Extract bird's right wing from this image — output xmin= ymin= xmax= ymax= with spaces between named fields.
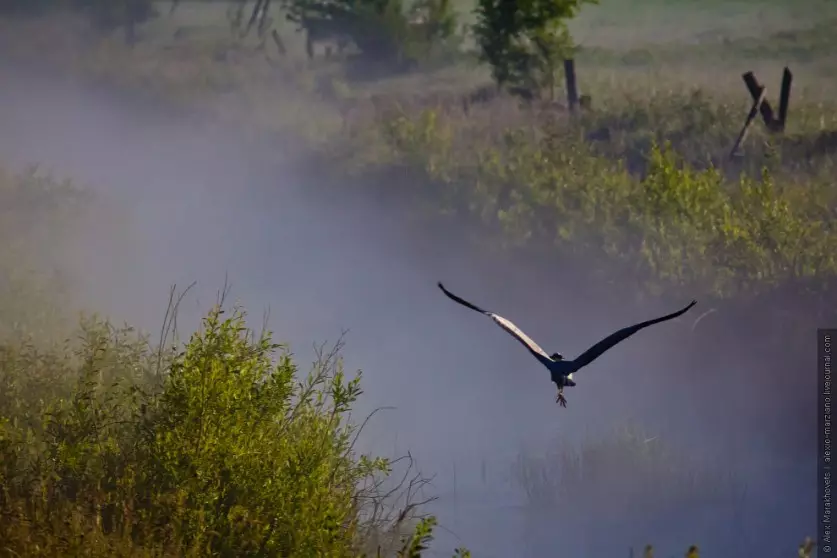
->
xmin=438 ymin=282 xmax=552 ymax=365
xmin=572 ymin=300 xmax=697 ymax=370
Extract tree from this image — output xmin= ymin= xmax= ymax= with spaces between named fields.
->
xmin=0 ymin=303 xmax=439 ymax=556
xmin=473 ymin=0 xmax=596 ymax=99
xmin=280 ymin=0 xmax=458 ymax=69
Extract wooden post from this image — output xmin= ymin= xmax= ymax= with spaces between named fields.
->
xmin=730 ymin=85 xmax=766 ymax=159
xmin=741 ymin=71 xmax=775 ymax=128
xmin=564 ymin=58 xmax=579 ymax=113
xmin=244 ymin=0 xmax=268 ymax=38
xmin=257 ymin=0 xmax=273 ymax=39
xmin=776 ymin=66 xmax=793 ymax=132
xmin=271 ymin=29 xmax=286 ymax=56
xmin=306 ymin=32 xmax=314 ymax=59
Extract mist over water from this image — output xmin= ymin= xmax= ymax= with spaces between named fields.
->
xmin=0 ymin=61 xmax=813 ymax=557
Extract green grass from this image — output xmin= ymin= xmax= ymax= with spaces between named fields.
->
xmin=568 ymin=0 xmax=836 ymax=48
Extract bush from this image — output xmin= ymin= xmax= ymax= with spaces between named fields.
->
xmin=0 ymin=302 xmax=439 ymax=556
xmin=381 ymin=105 xmax=837 ymax=299
xmin=0 ymin=159 xmax=464 ymax=556
xmin=473 ymin=0 xmax=596 ymax=97
xmin=283 ymin=0 xmax=460 ymax=70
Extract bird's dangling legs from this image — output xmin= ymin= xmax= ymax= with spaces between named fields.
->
xmin=556 ymin=386 xmax=568 ymax=408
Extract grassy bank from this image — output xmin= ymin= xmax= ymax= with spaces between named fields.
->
xmin=2 ymin=0 xmax=835 ymax=311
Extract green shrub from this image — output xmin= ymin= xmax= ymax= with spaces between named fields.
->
xmin=0 ymin=159 xmax=463 ymax=557
xmin=0 ymin=303 xmax=435 ymax=556
xmin=473 ymin=0 xmax=596 ymax=97
xmin=283 ymin=0 xmax=460 ymax=70
xmin=381 ymin=104 xmax=837 ymax=298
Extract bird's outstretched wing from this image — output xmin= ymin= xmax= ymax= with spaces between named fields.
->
xmin=438 ymin=282 xmax=552 ymax=365
xmin=571 ymin=300 xmax=697 ymax=370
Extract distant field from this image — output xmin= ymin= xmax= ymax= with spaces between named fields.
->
xmin=568 ymin=0 xmax=835 ymax=48
xmin=154 ymin=0 xmax=837 ymax=51
xmin=140 ymin=0 xmax=837 ymax=105
xmin=2 ymin=0 xmax=836 ymax=296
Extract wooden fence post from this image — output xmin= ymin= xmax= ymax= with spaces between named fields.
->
xmin=741 ymin=71 xmax=776 ymax=128
xmin=564 ymin=58 xmax=579 ymax=113
xmin=776 ymin=66 xmax=793 ymax=132
xmin=730 ymin=85 xmax=766 ymax=159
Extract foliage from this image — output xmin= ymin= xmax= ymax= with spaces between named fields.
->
xmin=473 ymin=0 xmax=597 ymax=97
xmin=0 ymin=301 xmax=453 ymax=556
xmin=282 ymin=0 xmax=459 ymax=68
xmin=389 ymin=516 xmax=471 ymax=558
xmin=0 ymin=160 xmax=463 ymax=556
xmin=378 ymin=99 xmax=837 ymax=300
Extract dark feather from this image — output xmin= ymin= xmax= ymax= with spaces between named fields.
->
xmin=438 ymin=282 xmax=490 ymax=315
xmin=572 ymin=300 xmax=697 ymax=369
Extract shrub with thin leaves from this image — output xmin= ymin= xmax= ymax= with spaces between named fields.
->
xmin=0 ymin=161 xmax=463 ymax=556
xmin=473 ymin=0 xmax=597 ymax=96
xmin=382 ymin=106 xmax=837 ymax=300
xmin=0 ymin=304 xmax=439 ymax=556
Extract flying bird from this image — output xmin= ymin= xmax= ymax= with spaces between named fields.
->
xmin=437 ymin=282 xmax=697 ymax=408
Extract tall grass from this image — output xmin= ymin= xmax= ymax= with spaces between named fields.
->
xmin=0 ymin=296 xmax=460 ymax=556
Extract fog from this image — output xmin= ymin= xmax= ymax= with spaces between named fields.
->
xmin=1 ymin=60 xmax=814 ymax=557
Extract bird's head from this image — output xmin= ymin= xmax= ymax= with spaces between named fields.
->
xmin=550 ymin=352 xmax=564 ymax=361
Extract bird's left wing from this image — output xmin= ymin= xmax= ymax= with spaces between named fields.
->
xmin=488 ymin=312 xmax=553 ymax=365
xmin=572 ymin=300 xmax=697 ymax=371
xmin=438 ymin=282 xmax=491 ymax=314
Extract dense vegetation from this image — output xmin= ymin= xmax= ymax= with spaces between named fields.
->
xmin=3 ymin=0 xmax=834 ymax=308
xmin=0 ymin=0 xmax=830 ymax=553
xmin=0 ymin=171 xmax=458 ymax=555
